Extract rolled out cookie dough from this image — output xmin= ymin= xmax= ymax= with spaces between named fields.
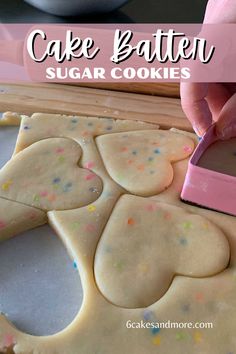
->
xmin=14 ymin=113 xmax=159 ymax=155
xmin=0 ymin=113 xmax=233 ymax=354
xmin=198 ymin=137 xmax=236 ymax=176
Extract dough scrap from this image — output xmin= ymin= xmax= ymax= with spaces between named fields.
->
xmin=0 ymin=137 xmax=103 ymax=211
xmin=94 ymin=194 xmax=229 ymax=308
xmin=0 ymin=112 xmax=25 ymax=126
xmin=96 ymin=130 xmax=194 ymax=196
xmin=0 ymin=197 xmax=46 ymax=242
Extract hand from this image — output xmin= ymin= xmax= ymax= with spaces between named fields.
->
xmin=181 ymin=0 xmax=236 ymax=139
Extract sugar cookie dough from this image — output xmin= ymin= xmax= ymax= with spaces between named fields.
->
xmin=96 ymin=130 xmax=194 ymax=196
xmin=0 ymin=198 xmax=46 ymax=241
xmin=0 ymin=113 xmax=234 ymax=354
xmin=0 ymin=138 xmax=102 ymax=211
xmin=0 ymin=112 xmax=24 ymax=126
xmin=198 ymin=137 xmax=236 ymax=176
xmin=95 ymin=195 xmax=229 ymax=308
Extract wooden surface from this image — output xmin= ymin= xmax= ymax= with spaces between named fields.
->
xmin=74 ymin=83 xmax=180 ymax=98
xmin=0 ymin=83 xmax=191 ymax=131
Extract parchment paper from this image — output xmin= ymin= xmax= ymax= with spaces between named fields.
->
xmin=0 ymin=125 xmax=83 ymax=336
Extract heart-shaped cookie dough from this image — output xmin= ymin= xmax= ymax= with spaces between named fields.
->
xmin=94 ymin=195 xmax=230 ymax=308
xmin=0 ymin=138 xmax=102 ymax=211
xmin=96 ymin=130 xmax=194 ymax=196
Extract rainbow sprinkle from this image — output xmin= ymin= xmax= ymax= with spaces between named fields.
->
xmin=87 ymin=205 xmax=96 ymax=212
xmin=1 ymin=180 xmax=13 ymax=191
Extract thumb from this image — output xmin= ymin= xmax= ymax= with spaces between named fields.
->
xmin=180 ymin=82 xmax=212 ymax=136
xmin=216 ymin=93 xmax=236 ymax=139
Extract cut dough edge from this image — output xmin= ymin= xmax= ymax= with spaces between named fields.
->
xmin=0 ymin=196 xmax=47 ymax=242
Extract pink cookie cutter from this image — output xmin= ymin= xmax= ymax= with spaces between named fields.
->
xmin=181 ymin=124 xmax=236 ymax=216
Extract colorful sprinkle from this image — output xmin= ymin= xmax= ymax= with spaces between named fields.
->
xmin=183 ymin=145 xmax=192 ymax=153
xmin=127 ymin=217 xmax=135 ymax=226
xmin=181 ymin=303 xmax=190 ymax=312
xmin=106 ymin=126 xmax=113 ymax=131
xmin=58 ymin=156 xmax=65 ymax=163
xmin=152 ymin=327 xmax=161 ymax=335
xmin=183 ymin=221 xmax=193 ymax=230
xmin=85 ymin=223 xmax=96 ymax=233
xmin=195 ymin=292 xmax=204 ymax=302
xmin=179 ymin=237 xmax=188 ymax=245
xmin=193 ymin=331 xmax=202 ymax=343
xmin=85 ymin=161 xmax=95 ymax=169
xmin=23 ymin=125 xmax=30 ymax=130
xmin=152 ymin=335 xmax=161 ymax=346
xmin=145 ymin=203 xmax=158 ymax=212
xmin=1 ymin=180 xmax=13 ymax=191
xmin=40 ymin=191 xmax=48 ymax=197
xmin=33 ymin=194 xmax=40 ymax=202
xmin=176 ymin=332 xmax=185 ymax=340
xmin=56 ymin=147 xmax=65 ymax=154
xmin=73 ymin=260 xmax=77 ymax=269
xmin=148 ymin=157 xmax=154 ymax=162
xmin=143 ymin=310 xmax=154 ymax=321
xmin=87 ymin=205 xmax=96 ymax=212
xmin=0 ymin=220 xmax=6 ymax=229
xmin=121 ymin=147 xmax=128 ymax=152
xmin=149 ymin=170 xmax=155 ymax=174
xmin=132 ymin=150 xmax=138 ymax=155
xmin=53 ymin=177 xmax=61 ymax=184
xmin=154 ymin=148 xmax=160 ymax=154
xmin=137 ymin=164 xmax=145 ymax=171
xmin=63 ymin=182 xmax=73 ymax=192
xmin=87 ymin=122 xmax=93 ymax=126
xmin=71 ymin=118 xmax=78 ymax=124
xmin=85 ymin=173 xmax=96 ymax=181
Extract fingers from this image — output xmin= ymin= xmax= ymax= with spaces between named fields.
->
xmin=206 ymin=83 xmax=231 ymax=119
xmin=180 ymin=82 xmax=212 ymax=136
xmin=216 ymin=93 xmax=236 ymax=139
xmin=204 ymin=0 xmax=236 ymax=23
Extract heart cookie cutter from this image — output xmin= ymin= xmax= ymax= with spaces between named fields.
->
xmin=181 ymin=124 xmax=236 ymax=216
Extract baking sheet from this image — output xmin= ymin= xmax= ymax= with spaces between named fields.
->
xmin=0 ymin=125 xmax=83 ymax=336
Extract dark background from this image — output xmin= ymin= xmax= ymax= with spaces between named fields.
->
xmin=0 ymin=0 xmax=209 ymax=23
